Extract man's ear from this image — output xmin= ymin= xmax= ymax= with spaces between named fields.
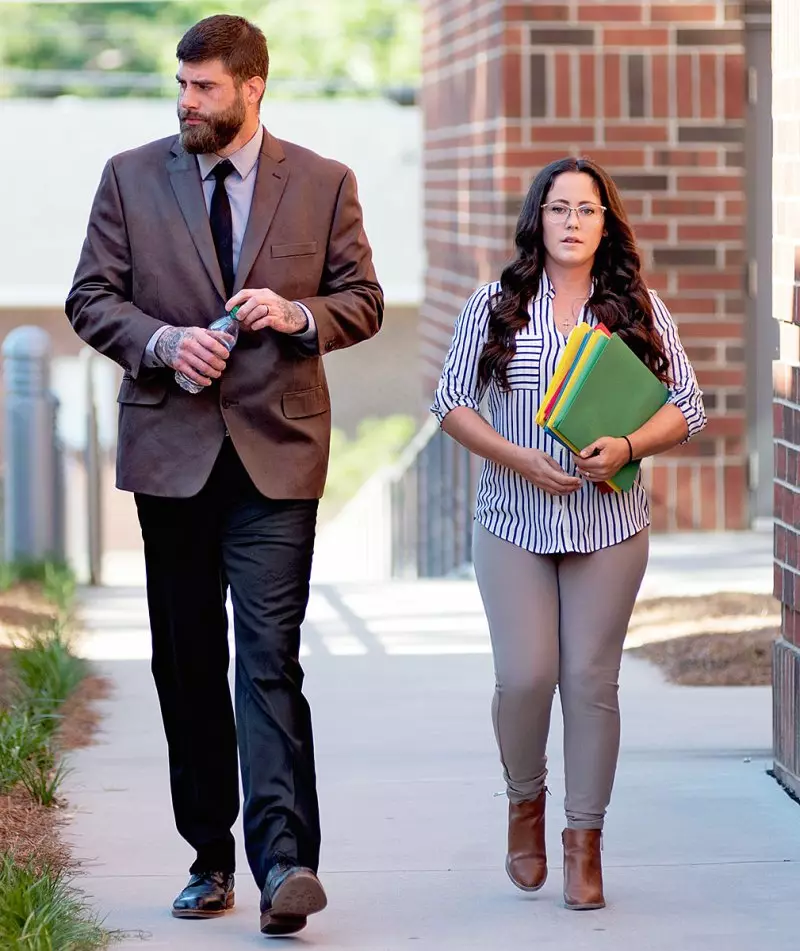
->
xmin=245 ymin=75 xmax=266 ymax=106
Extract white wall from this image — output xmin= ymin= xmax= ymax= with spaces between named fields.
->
xmin=0 ymin=97 xmax=423 ymax=309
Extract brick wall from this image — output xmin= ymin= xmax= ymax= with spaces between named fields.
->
xmin=772 ymin=0 xmax=800 ymax=799
xmin=421 ymin=0 xmax=748 ymax=530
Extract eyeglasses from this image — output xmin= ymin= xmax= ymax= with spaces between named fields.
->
xmin=542 ymin=202 xmax=606 ymax=223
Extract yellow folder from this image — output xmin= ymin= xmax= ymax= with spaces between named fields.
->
xmin=535 ymin=323 xmax=593 ymax=427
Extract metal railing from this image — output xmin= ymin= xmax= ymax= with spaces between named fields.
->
xmin=388 ymin=417 xmax=480 ymax=579
xmin=81 ymin=348 xmax=103 ymax=586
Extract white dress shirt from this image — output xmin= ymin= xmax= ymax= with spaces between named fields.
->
xmin=431 ymin=271 xmax=707 ymax=554
xmin=144 ymin=125 xmax=315 ymax=367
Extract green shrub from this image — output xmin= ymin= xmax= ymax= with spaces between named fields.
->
xmin=322 ymin=415 xmax=417 ymax=520
xmin=40 ymin=564 xmax=76 ymax=618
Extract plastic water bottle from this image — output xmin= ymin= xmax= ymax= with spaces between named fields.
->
xmin=175 ymin=306 xmax=241 ymax=394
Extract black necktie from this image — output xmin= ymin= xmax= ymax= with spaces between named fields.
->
xmin=209 ymin=159 xmax=235 ymax=297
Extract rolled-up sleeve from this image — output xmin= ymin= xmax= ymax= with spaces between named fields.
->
xmin=430 ymin=284 xmax=493 ymax=424
xmin=650 ymin=291 xmax=707 ymax=439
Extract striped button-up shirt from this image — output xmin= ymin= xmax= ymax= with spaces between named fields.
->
xmin=431 ymin=272 xmax=707 ymax=554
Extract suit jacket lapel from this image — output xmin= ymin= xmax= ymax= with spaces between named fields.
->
xmin=167 ymin=139 xmax=227 ymax=300
xmin=233 ymin=130 xmax=289 ymax=294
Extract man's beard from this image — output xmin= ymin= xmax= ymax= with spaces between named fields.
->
xmin=178 ymin=92 xmax=247 ymax=154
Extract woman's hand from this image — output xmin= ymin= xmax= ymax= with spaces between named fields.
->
xmin=573 ymin=436 xmax=631 ymax=482
xmin=515 ymin=448 xmax=583 ymax=496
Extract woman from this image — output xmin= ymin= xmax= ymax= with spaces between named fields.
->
xmin=431 ymin=157 xmax=705 ymax=910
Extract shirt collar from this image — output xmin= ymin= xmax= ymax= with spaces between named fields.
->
xmin=534 ymin=269 xmax=555 ymax=302
xmin=196 ymin=125 xmax=263 ymax=182
xmin=534 ymin=270 xmax=596 ymax=302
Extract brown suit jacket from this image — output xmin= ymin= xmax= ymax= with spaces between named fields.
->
xmin=66 ymin=129 xmax=383 ymax=499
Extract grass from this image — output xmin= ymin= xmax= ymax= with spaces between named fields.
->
xmin=0 ymin=854 xmax=109 ymax=951
xmin=18 ymin=752 xmax=72 ymax=809
xmin=13 ymin=622 xmax=87 ymax=719
xmin=0 ymin=620 xmax=87 ymax=803
xmin=0 ymin=709 xmax=55 ymax=797
xmin=0 ymin=560 xmax=113 ymax=949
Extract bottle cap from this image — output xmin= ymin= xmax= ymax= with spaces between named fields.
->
xmin=230 ymin=305 xmax=241 ymax=319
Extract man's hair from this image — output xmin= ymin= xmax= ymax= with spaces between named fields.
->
xmin=177 ymin=15 xmax=269 ymax=90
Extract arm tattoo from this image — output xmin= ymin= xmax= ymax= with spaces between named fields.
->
xmin=290 ymin=303 xmax=309 ymax=333
xmin=155 ymin=327 xmax=186 ymax=368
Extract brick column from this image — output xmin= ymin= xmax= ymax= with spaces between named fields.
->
xmin=421 ymin=0 xmax=748 ymax=530
xmin=772 ymin=0 xmax=800 ymax=800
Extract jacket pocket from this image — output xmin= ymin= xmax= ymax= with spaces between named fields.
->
xmin=282 ymin=385 xmax=328 ymax=419
xmin=117 ymin=374 xmax=168 ymax=406
xmin=271 ymin=241 xmax=319 ymax=258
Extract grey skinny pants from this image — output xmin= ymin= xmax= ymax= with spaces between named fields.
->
xmin=472 ymin=522 xmax=649 ymax=830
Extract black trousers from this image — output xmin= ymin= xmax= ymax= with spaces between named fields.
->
xmin=135 ymin=438 xmax=320 ymax=889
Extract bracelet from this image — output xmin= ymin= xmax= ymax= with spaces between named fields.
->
xmin=622 ymin=435 xmax=634 ymax=464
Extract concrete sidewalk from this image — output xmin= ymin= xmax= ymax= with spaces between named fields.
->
xmin=64 ymin=531 xmax=800 ymax=950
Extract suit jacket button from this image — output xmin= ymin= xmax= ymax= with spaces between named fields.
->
xmin=221 ymin=398 xmax=230 ymax=408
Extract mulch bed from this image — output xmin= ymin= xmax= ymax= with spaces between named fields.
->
xmin=0 ymin=786 xmax=72 ymax=876
xmin=58 ymin=675 xmax=111 ymax=752
xmin=0 ymin=582 xmax=58 ymax=640
xmin=631 ymin=628 xmax=775 ymax=686
xmin=629 ymin=592 xmax=778 ymax=687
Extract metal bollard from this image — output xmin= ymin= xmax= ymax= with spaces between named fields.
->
xmin=2 ymin=326 xmax=62 ymax=563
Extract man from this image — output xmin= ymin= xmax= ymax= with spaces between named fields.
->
xmin=66 ymin=14 xmax=383 ymax=938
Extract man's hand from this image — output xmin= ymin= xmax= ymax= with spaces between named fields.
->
xmin=225 ymin=288 xmax=309 ymax=335
xmin=155 ymin=327 xmax=233 ymax=388
xmin=514 ymin=448 xmax=583 ymax=496
xmin=573 ymin=436 xmax=631 ymax=482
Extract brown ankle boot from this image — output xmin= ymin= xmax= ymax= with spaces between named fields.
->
xmin=562 ymin=828 xmax=605 ymax=910
xmin=505 ymin=790 xmax=547 ymax=891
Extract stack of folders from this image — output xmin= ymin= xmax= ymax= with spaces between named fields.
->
xmin=535 ymin=323 xmax=669 ymax=493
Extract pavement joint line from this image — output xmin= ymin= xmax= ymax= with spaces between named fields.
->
xmin=75 ymin=858 xmax=800 ymax=881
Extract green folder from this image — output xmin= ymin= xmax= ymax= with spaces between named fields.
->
xmin=554 ymin=334 xmax=669 ymax=492
xmin=549 ymin=333 xmax=610 ymax=433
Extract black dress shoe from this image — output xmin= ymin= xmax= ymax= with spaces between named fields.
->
xmin=260 ymin=859 xmax=327 ymax=936
xmin=172 ymin=871 xmax=235 ymax=919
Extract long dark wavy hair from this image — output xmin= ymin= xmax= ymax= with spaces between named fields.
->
xmin=479 ymin=157 xmax=670 ymax=389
